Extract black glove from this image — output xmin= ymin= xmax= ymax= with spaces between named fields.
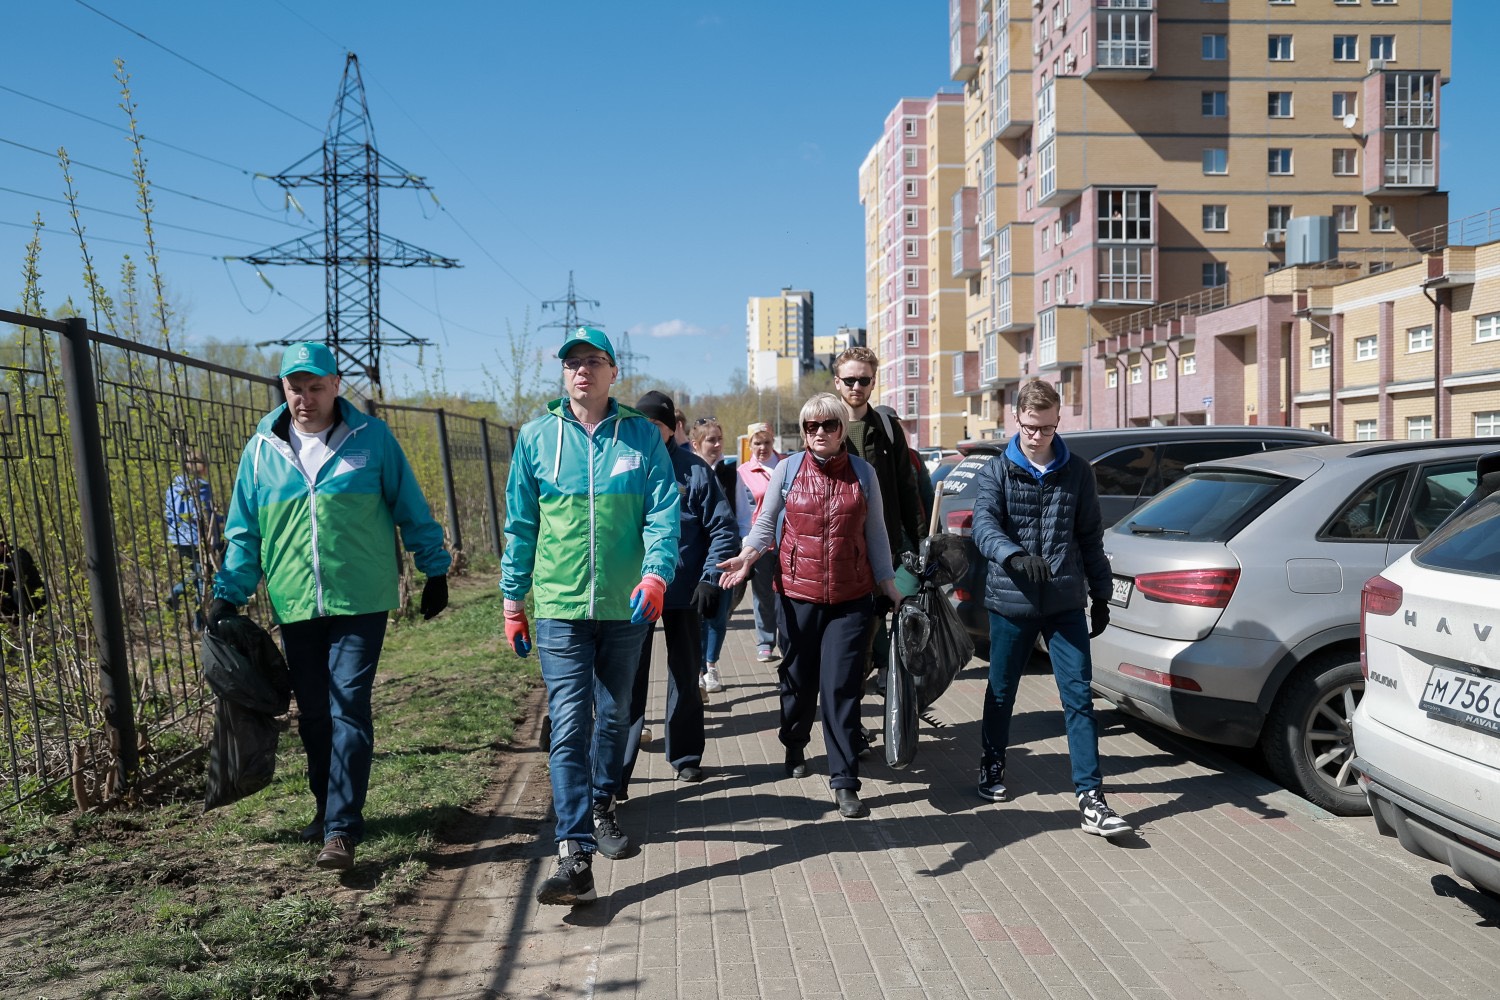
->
xmin=691 ymin=580 xmax=720 ymax=619
xmin=205 ymin=598 xmax=238 ymax=630
xmin=1007 ymin=553 xmax=1053 ymax=584
xmin=1089 ymin=601 xmax=1110 ymax=638
xmin=420 ymin=575 xmax=448 ymax=620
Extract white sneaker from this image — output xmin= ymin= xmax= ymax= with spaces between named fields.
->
xmin=702 ymin=666 xmax=724 ymax=693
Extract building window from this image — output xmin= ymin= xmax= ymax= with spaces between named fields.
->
xmin=1311 ymin=344 xmax=1331 ymax=368
xmin=1106 ymin=369 xmax=1118 ymax=389
xmin=904 ymin=180 xmax=917 ymax=197
xmin=1098 ymin=11 xmax=1153 ymax=69
xmin=1477 ymin=411 xmax=1500 ymax=437
xmin=1407 ymin=325 xmax=1433 ymax=352
xmin=1039 ymin=310 xmax=1057 ymax=367
xmin=1354 ymin=419 xmax=1379 ymax=442
xmin=1153 ymin=359 xmax=1168 ymax=380
xmin=1202 ymin=91 xmax=1227 ymax=117
xmin=1268 ymin=35 xmax=1293 ymax=61
xmin=1388 ymin=130 xmax=1436 ymax=186
xmin=904 ymin=120 xmax=917 ymax=136
xmin=1406 ymin=416 xmax=1433 ymax=440
xmin=905 ymin=240 xmax=918 ymax=257
xmin=1371 ymin=205 xmax=1394 ymax=231
xmin=1334 ymin=35 xmax=1359 ymax=61
xmin=1181 ymin=353 xmax=1197 ymax=375
xmin=904 ymin=209 xmax=917 ymax=229
xmin=906 ymin=268 xmax=919 ymax=287
xmin=1371 ymin=35 xmax=1395 ymax=61
xmin=1202 ymin=205 xmax=1227 ymax=232
xmin=906 ymin=329 xmax=919 ymax=347
xmin=1369 ymin=261 xmax=1394 ymax=275
xmin=904 ymin=148 xmax=918 ymax=167
xmin=906 ymin=359 xmax=920 ymax=380
xmin=1268 ymin=92 xmax=1293 ymax=118
xmin=905 ymin=390 xmax=918 ymax=418
xmin=1268 ymin=149 xmax=1293 ymax=175
xmin=1202 ymin=148 xmax=1228 ymax=175
xmin=1333 ymin=149 xmax=1358 ymax=175
xmin=1098 ymin=246 xmax=1153 ymax=301
xmin=1202 ymin=34 xmax=1227 ymax=61
xmin=1333 ymin=205 xmax=1358 ymax=232
xmin=1097 ymin=189 xmax=1153 ymax=241
xmin=1268 ymin=205 xmax=1293 ymax=231
xmin=1038 ymin=141 xmax=1057 ymax=201
xmin=905 ymin=301 xmax=920 ymax=318
xmin=1129 ymin=365 xmax=1142 ymax=384
xmin=1333 ymin=92 xmax=1358 ymax=119
xmin=1042 ymin=226 xmax=1051 ymax=251
xmin=1202 ymin=262 xmax=1227 ymax=287
xmin=1476 ymin=313 xmax=1500 ymax=342
xmin=1355 ymin=335 xmax=1378 ymax=361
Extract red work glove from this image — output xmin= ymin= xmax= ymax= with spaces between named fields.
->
xmin=503 ymin=600 xmax=532 ymax=657
xmin=629 ymin=574 xmax=667 ymax=624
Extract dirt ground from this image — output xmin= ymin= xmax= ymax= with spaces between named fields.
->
xmin=336 ymin=682 xmax=559 ymax=1000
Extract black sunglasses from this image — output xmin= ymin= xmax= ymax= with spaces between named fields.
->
xmin=693 ymin=416 xmax=718 ymax=426
xmin=802 ymin=418 xmax=842 ymax=435
xmin=837 ymin=376 xmax=873 ymax=388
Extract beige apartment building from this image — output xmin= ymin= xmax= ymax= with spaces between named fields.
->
xmin=859 ymin=93 xmax=967 ymax=450
xmin=746 ymin=288 xmax=814 ymax=392
xmin=945 ymin=0 xmax=1451 ymax=441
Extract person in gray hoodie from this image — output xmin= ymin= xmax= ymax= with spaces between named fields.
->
xmin=969 ymin=378 xmax=1131 ymax=838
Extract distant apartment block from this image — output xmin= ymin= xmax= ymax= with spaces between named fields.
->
xmin=747 ymin=288 xmax=814 ymax=391
xmin=943 ymin=0 xmax=1451 ymax=440
xmin=860 ymin=93 xmax=967 ymax=450
xmin=813 ymin=326 xmax=867 ymax=374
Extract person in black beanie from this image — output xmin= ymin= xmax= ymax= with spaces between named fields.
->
xmin=605 ymin=391 xmax=740 ymax=793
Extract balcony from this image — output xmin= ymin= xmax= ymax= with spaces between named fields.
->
xmin=1034 ymin=307 xmax=1088 ymax=373
xmin=950 ymin=0 xmax=978 ymax=82
xmin=951 ymin=187 xmax=980 ymax=279
xmin=1363 ymin=69 xmax=1439 ymax=196
xmin=952 ymin=350 xmax=981 ymax=396
xmin=1088 ymin=5 xmax=1154 ymax=80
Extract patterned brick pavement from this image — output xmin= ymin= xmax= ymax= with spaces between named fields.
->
xmin=493 ymin=608 xmax=1500 ymax=1000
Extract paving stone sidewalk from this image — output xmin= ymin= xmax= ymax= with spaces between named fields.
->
xmin=488 ymin=608 xmax=1500 ymax=1000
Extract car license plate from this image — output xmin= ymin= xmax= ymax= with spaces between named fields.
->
xmin=1419 ymin=664 xmax=1500 ymax=736
xmin=1110 ymin=576 xmax=1133 ymax=607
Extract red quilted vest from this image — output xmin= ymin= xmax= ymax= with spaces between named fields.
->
xmin=776 ymin=450 xmax=874 ymax=604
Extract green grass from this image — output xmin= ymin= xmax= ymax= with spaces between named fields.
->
xmin=0 ymin=572 xmax=539 ymax=999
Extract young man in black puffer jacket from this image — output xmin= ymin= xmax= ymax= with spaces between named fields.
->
xmin=969 ymin=378 xmax=1132 ymax=838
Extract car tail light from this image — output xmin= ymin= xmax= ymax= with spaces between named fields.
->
xmin=1360 ymin=574 xmax=1403 ymax=678
xmin=946 ymin=510 xmax=973 ymax=537
xmin=1134 ymin=568 xmax=1240 ymax=608
xmin=1118 ymin=663 xmax=1203 ymax=691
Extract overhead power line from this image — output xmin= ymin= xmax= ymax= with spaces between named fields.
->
xmin=0 ymin=184 xmax=265 ymax=243
xmin=0 ymin=217 xmax=219 ymax=259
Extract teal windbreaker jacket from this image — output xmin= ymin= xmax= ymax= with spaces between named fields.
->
xmin=214 ymin=398 xmax=451 ymax=623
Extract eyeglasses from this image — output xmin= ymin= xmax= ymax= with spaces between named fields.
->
xmin=837 ymin=376 xmax=873 ymax=388
xmin=562 ymin=356 xmax=612 ymax=372
xmin=1018 ymin=422 xmax=1058 ymax=437
xmin=693 ymin=416 xmax=718 ymax=426
xmin=802 ymin=418 xmax=843 ymax=435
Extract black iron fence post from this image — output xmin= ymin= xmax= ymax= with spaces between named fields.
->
xmin=434 ymin=409 xmax=463 ymax=554
xmin=59 ymin=316 xmax=139 ymax=791
xmin=479 ymin=418 xmax=503 ymax=559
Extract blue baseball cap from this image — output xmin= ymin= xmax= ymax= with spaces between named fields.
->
xmin=557 ymin=327 xmax=616 ymax=365
xmin=278 ymin=342 xmax=338 ymax=379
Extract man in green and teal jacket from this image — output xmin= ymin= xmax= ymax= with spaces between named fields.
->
xmin=501 ymin=327 xmax=680 ymax=907
xmin=210 ymin=342 xmax=451 ymax=872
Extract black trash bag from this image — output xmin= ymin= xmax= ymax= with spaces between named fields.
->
xmin=883 ymin=603 xmax=919 ymax=769
xmin=911 ymin=581 xmax=972 ymax=713
xmin=203 ymin=616 xmax=291 ymax=811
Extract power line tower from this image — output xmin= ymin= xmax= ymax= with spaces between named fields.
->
xmin=235 ymin=53 xmax=459 ymax=398
xmin=538 ymin=271 xmax=601 ymax=337
xmin=615 ymin=330 xmax=650 ymax=381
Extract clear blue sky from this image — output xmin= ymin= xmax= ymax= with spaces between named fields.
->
xmin=2 ymin=1 xmax=1492 ymax=401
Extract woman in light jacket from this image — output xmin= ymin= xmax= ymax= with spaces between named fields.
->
xmin=736 ymin=423 xmax=781 ymax=663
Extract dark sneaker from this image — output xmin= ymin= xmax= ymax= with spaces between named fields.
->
xmin=536 ymin=840 xmax=596 ymax=906
xmin=835 ymin=788 xmax=867 ymax=818
xmin=677 ymin=765 xmax=704 ymax=782
xmin=591 ymin=799 xmax=629 ymax=859
xmin=1078 ymin=789 xmax=1132 ymax=838
xmin=315 ymin=836 xmax=354 ymax=871
xmin=977 ymin=762 xmax=1008 ymax=802
xmin=785 ymin=747 xmax=808 ymax=779
xmin=299 ymin=817 xmax=325 ymax=844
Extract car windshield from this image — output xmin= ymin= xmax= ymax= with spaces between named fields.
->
xmin=1112 ymin=470 xmax=1288 ymax=542
xmin=1414 ymin=491 xmax=1500 ymax=578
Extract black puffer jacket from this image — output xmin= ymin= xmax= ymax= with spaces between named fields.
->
xmin=970 ymin=434 xmax=1111 ymax=619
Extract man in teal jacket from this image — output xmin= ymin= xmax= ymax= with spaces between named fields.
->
xmin=210 ymin=342 xmax=451 ymax=871
xmin=501 ymin=327 xmax=679 ymax=907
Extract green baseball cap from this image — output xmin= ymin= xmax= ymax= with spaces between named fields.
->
xmin=278 ymin=342 xmax=338 ymax=379
xmin=556 ymin=327 xmax=616 ymax=365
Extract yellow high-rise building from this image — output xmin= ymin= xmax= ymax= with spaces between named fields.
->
xmin=746 ymin=288 xmax=814 ymax=392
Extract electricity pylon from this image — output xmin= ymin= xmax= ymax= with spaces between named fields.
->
xmin=539 ymin=271 xmax=601 ymax=336
xmin=234 ymin=53 xmax=459 ymax=397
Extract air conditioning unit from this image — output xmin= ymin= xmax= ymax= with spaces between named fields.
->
xmin=1264 ymin=228 xmax=1286 ymax=247
xmin=1368 ymin=57 xmax=1388 ymax=72
xmin=1063 ymin=52 xmax=1077 ymax=71
xmin=1033 ymin=42 xmax=1044 ymax=57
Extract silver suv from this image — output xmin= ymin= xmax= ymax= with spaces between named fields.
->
xmin=1090 ymin=439 xmax=1492 ymax=815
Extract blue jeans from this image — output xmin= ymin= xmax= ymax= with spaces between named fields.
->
xmin=281 ymin=611 xmax=389 ymax=845
xmin=701 ymin=592 xmax=731 ymax=664
xmin=538 ymin=617 xmax=648 ymax=847
xmin=980 ymin=609 xmax=1102 ymax=794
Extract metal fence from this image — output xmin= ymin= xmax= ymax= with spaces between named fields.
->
xmin=0 ymin=308 xmax=513 ymax=814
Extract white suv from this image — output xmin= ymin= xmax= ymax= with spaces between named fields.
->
xmin=1354 ymin=452 xmax=1500 ymax=896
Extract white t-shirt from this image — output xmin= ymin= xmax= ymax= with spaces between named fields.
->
xmin=290 ymin=425 xmax=334 ymax=480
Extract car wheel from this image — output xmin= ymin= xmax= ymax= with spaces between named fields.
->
xmin=1260 ymin=652 xmax=1369 ymax=816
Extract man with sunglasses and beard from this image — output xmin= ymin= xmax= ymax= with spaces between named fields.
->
xmin=830 ymin=348 xmax=926 ymax=707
